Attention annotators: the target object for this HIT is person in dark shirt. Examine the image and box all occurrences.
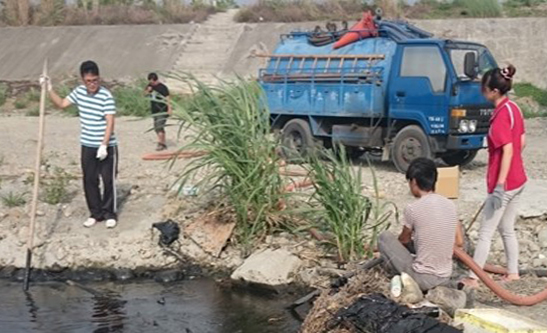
[145,73,172,151]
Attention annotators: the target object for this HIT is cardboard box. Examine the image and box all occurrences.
[454,309,547,333]
[436,166,459,199]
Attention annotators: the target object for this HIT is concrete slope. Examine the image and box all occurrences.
[0,24,195,81]
[167,9,245,91]
[1,17,546,90]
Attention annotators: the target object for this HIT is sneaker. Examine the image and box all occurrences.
[83,218,97,228]
[106,219,117,229]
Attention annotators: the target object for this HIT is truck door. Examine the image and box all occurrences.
[388,45,451,137]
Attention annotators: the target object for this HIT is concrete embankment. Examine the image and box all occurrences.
[1,14,546,89]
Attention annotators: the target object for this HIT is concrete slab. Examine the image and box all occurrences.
[460,179,547,219]
[0,24,194,81]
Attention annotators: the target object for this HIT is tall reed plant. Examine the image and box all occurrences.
[172,75,287,246]
[305,147,369,262]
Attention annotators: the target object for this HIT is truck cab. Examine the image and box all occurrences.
[260,20,497,172]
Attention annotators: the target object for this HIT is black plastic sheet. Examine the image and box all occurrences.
[328,294,461,333]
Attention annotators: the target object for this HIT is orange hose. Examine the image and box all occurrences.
[284,178,314,192]
[454,247,547,306]
[141,150,208,161]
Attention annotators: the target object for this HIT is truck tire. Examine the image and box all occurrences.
[281,119,318,162]
[441,150,478,167]
[391,125,432,173]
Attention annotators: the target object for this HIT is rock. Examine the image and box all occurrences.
[400,273,424,304]
[298,268,321,286]
[538,228,547,248]
[115,269,134,281]
[426,286,467,317]
[17,226,29,246]
[63,206,73,218]
[533,258,543,268]
[231,249,303,288]
[36,210,45,217]
[154,269,184,283]
[533,258,547,268]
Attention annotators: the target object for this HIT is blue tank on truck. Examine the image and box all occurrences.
[259,18,497,172]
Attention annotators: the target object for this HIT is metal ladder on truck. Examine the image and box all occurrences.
[257,53,385,85]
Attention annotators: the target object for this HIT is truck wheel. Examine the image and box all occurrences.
[391,125,432,173]
[441,150,478,167]
[281,119,317,162]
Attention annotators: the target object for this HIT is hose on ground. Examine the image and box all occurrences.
[483,263,547,278]
[454,247,547,306]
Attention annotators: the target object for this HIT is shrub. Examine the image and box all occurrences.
[42,167,73,205]
[173,75,287,246]
[113,82,149,117]
[305,147,394,262]
[25,106,40,117]
[14,98,28,110]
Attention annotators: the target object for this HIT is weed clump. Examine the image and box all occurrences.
[2,191,27,208]
[42,167,74,205]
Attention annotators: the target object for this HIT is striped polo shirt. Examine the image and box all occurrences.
[67,85,117,148]
[403,193,458,278]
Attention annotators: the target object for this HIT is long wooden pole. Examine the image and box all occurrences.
[23,59,48,291]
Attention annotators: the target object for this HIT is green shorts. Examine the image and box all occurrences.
[153,114,168,133]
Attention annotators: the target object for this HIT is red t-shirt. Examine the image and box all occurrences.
[487,98,527,194]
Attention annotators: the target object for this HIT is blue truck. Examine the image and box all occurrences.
[259,18,497,172]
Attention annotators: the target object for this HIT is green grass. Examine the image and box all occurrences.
[513,83,547,107]
[235,0,369,22]
[42,167,73,205]
[521,104,547,119]
[14,98,28,110]
[457,0,502,17]
[504,0,547,17]
[25,88,41,103]
[113,82,149,117]
[0,83,7,107]
[1,191,26,207]
[25,106,40,117]
[172,75,288,247]
[56,83,79,116]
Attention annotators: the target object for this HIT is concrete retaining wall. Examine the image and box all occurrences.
[0,24,194,81]
[1,17,546,88]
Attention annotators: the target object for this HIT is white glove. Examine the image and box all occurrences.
[97,145,108,161]
[39,75,52,92]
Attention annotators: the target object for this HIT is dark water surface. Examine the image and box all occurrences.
[0,279,301,333]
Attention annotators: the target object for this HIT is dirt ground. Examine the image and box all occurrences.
[1,113,547,324]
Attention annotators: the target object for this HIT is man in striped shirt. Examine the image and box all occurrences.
[378,158,464,291]
[43,61,118,229]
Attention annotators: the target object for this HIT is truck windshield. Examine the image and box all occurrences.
[447,43,497,80]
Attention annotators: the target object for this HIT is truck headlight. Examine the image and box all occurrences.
[458,120,469,133]
[469,120,478,133]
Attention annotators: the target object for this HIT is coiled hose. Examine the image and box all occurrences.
[454,247,547,306]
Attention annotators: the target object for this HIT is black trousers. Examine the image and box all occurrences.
[81,146,118,221]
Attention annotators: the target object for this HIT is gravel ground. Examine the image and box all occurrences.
[1,113,547,323]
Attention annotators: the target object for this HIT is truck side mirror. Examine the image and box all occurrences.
[464,52,478,80]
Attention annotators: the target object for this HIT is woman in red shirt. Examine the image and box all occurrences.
[463,65,527,288]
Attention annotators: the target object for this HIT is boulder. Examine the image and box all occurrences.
[426,286,467,317]
[400,273,424,304]
[231,249,303,288]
